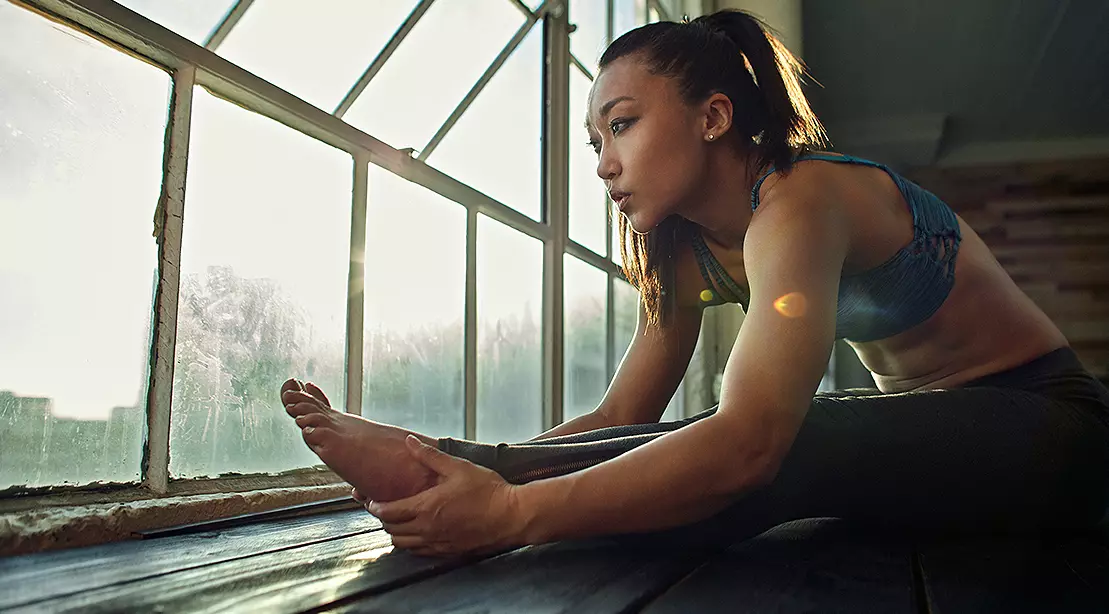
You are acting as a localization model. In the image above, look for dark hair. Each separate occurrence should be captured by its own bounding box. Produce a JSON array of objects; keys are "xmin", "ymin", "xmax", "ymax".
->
[{"xmin": 601, "ymin": 10, "xmax": 828, "ymax": 329}]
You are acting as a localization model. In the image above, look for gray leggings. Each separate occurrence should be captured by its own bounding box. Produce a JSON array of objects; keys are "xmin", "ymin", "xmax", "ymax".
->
[{"xmin": 440, "ymin": 348, "xmax": 1109, "ymax": 543}]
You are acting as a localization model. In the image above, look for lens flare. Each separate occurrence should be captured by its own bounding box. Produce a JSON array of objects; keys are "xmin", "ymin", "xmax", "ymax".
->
[{"xmin": 774, "ymin": 292, "xmax": 807, "ymax": 318}]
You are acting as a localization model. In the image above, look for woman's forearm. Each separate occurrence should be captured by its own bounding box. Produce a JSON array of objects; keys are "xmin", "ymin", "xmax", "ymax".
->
[
  {"xmin": 513, "ymin": 411, "xmax": 779, "ymax": 544},
  {"xmin": 528, "ymin": 408, "xmax": 622, "ymax": 441}
]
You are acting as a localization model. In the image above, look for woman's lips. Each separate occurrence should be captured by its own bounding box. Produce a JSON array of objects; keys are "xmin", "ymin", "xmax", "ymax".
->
[{"xmin": 609, "ymin": 190, "xmax": 630, "ymax": 210}]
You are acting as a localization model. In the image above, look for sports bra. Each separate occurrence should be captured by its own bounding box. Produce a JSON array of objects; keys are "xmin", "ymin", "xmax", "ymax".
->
[{"xmin": 693, "ymin": 153, "xmax": 962, "ymax": 343}]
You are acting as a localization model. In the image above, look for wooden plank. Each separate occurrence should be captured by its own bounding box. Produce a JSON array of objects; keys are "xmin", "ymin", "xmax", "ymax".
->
[
  {"xmin": 0, "ymin": 509, "xmax": 381, "ymax": 610},
  {"xmin": 331, "ymin": 537, "xmax": 720, "ymax": 614},
  {"xmin": 640, "ymin": 518, "xmax": 917, "ymax": 614},
  {"xmin": 917, "ymin": 533, "xmax": 1109, "ymax": 613},
  {"xmin": 25, "ymin": 527, "xmax": 474, "ymax": 613}
]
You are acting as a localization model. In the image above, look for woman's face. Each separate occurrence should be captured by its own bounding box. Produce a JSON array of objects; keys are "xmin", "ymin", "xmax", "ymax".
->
[{"xmin": 587, "ymin": 56, "xmax": 708, "ymax": 234}]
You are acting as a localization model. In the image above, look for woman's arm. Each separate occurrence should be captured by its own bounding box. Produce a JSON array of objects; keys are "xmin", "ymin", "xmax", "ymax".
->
[
  {"xmin": 531, "ymin": 276, "xmax": 704, "ymax": 440},
  {"xmin": 514, "ymin": 192, "xmax": 849, "ymax": 542}
]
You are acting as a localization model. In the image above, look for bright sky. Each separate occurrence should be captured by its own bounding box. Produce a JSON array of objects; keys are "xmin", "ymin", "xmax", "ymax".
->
[{"xmin": 0, "ymin": 1, "xmax": 643, "ymax": 420}]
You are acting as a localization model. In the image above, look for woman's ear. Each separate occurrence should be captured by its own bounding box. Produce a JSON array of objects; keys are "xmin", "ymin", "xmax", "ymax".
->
[{"xmin": 702, "ymin": 93, "xmax": 734, "ymax": 141}]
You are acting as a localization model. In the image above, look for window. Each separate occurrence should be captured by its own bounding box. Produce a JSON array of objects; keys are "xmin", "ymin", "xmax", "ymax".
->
[
  {"xmin": 477, "ymin": 216, "xmax": 543, "ymax": 443},
  {"xmin": 362, "ymin": 169, "xmax": 466, "ymax": 438},
  {"xmin": 114, "ymin": 0, "xmax": 236, "ymax": 45},
  {"xmin": 170, "ymin": 88, "xmax": 352, "ymax": 478},
  {"xmin": 564, "ymin": 255, "xmax": 607, "ymax": 421},
  {"xmin": 343, "ymin": 0, "xmax": 523, "ymax": 153},
  {"xmin": 569, "ymin": 66, "xmax": 608, "ymax": 254},
  {"xmin": 428, "ymin": 25, "xmax": 543, "ymax": 221},
  {"xmin": 216, "ymin": 0, "xmax": 422, "ymax": 111},
  {"xmin": 0, "ymin": 4, "xmax": 169, "ymax": 489},
  {"xmin": 1, "ymin": 0, "xmax": 707, "ymax": 517}
]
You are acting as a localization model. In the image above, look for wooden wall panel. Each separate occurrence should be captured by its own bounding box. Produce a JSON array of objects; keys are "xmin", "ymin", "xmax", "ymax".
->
[{"xmin": 909, "ymin": 159, "xmax": 1109, "ymax": 381}]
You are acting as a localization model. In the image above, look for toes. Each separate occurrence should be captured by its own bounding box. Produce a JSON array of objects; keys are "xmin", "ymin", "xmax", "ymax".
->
[
  {"xmin": 352, "ymin": 487, "xmax": 368, "ymax": 504},
  {"xmin": 304, "ymin": 382, "xmax": 332, "ymax": 408},
  {"xmin": 281, "ymin": 390, "xmax": 323, "ymax": 407},
  {"xmin": 280, "ymin": 378, "xmax": 304, "ymax": 397},
  {"xmin": 295, "ymin": 413, "xmax": 327, "ymax": 428},
  {"xmin": 302, "ymin": 424, "xmax": 333, "ymax": 448}
]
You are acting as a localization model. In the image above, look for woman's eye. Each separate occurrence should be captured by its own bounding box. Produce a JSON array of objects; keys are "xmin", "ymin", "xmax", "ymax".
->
[{"xmin": 610, "ymin": 118, "xmax": 634, "ymax": 136}]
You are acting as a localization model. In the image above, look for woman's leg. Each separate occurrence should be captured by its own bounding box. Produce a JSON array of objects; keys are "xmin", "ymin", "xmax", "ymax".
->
[{"xmin": 442, "ymin": 386, "xmax": 1109, "ymax": 544}]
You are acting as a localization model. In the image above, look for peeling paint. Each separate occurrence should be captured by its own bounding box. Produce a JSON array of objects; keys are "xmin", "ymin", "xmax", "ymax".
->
[{"xmin": 1, "ymin": 484, "xmax": 350, "ymax": 556}]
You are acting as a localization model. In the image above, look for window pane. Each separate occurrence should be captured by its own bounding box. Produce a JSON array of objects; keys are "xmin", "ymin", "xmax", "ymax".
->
[
  {"xmin": 612, "ymin": 279, "xmax": 638, "ymax": 368},
  {"xmin": 170, "ymin": 88, "xmax": 352, "ymax": 478},
  {"xmin": 569, "ymin": 66, "xmax": 607, "ymax": 254},
  {"xmin": 0, "ymin": 5, "xmax": 168, "ymax": 488},
  {"xmin": 613, "ymin": 0, "xmax": 646, "ymax": 40},
  {"xmin": 477, "ymin": 216, "xmax": 542, "ymax": 443},
  {"xmin": 344, "ymin": 0, "xmax": 523, "ymax": 151},
  {"xmin": 428, "ymin": 25, "xmax": 542, "ymax": 221},
  {"xmin": 363, "ymin": 169, "xmax": 465, "ymax": 438},
  {"xmin": 218, "ymin": 0, "xmax": 420, "ymax": 111},
  {"xmin": 564, "ymin": 256, "xmax": 607, "ymax": 421},
  {"xmin": 612, "ymin": 277, "xmax": 684, "ymax": 421},
  {"xmin": 570, "ymin": 0, "xmax": 607, "ymax": 70},
  {"xmin": 115, "ymin": 0, "xmax": 235, "ymax": 44}
]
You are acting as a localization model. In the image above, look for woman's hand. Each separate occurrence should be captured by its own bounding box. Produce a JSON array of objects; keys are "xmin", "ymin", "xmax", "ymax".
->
[{"xmin": 367, "ymin": 435, "xmax": 529, "ymax": 557}]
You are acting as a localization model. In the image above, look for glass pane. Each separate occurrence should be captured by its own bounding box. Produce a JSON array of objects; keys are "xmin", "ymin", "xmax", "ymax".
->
[
  {"xmin": 570, "ymin": 0, "xmax": 607, "ymax": 70},
  {"xmin": 477, "ymin": 216, "xmax": 542, "ymax": 443},
  {"xmin": 611, "ymin": 211, "xmax": 625, "ymax": 265},
  {"xmin": 344, "ymin": 0, "xmax": 523, "ymax": 151},
  {"xmin": 363, "ymin": 168, "xmax": 465, "ymax": 438},
  {"xmin": 170, "ymin": 88, "xmax": 352, "ymax": 478},
  {"xmin": 612, "ymin": 278, "xmax": 688, "ymax": 421},
  {"xmin": 563, "ymin": 256, "xmax": 607, "ymax": 421},
  {"xmin": 0, "ymin": 5, "xmax": 168, "ymax": 488},
  {"xmin": 428, "ymin": 25, "xmax": 542, "ymax": 221},
  {"xmin": 569, "ymin": 66, "xmax": 607, "ymax": 254},
  {"xmin": 612, "ymin": 279, "xmax": 638, "ymax": 368},
  {"xmin": 613, "ymin": 0, "xmax": 646, "ymax": 40},
  {"xmin": 218, "ymin": 0, "xmax": 419, "ymax": 111},
  {"xmin": 115, "ymin": 0, "xmax": 235, "ymax": 44}
]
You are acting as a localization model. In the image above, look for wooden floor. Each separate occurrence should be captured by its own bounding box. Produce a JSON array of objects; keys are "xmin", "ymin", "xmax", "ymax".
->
[{"xmin": 2, "ymin": 506, "xmax": 1107, "ymax": 613}]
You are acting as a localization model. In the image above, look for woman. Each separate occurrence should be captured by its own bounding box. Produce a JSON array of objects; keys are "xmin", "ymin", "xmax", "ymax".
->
[{"xmin": 281, "ymin": 10, "xmax": 1109, "ymax": 557}]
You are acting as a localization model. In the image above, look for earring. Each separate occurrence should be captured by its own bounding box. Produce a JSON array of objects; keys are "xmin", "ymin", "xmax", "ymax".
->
[{"xmin": 707, "ymin": 133, "xmax": 715, "ymax": 141}]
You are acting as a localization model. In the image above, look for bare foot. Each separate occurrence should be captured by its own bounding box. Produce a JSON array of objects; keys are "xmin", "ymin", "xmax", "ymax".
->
[{"xmin": 280, "ymin": 378, "xmax": 437, "ymax": 502}]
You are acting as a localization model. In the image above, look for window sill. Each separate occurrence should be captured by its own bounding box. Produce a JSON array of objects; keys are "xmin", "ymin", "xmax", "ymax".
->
[{"xmin": 1, "ymin": 470, "xmax": 351, "ymax": 556}]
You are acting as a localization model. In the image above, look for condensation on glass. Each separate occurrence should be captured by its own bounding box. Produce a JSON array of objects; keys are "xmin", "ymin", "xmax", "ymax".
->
[
  {"xmin": 0, "ymin": 4, "xmax": 169, "ymax": 488},
  {"xmin": 563, "ymin": 255, "xmax": 607, "ymax": 421},
  {"xmin": 362, "ymin": 168, "xmax": 466, "ymax": 439},
  {"xmin": 476, "ymin": 215, "xmax": 543, "ymax": 444},
  {"xmin": 169, "ymin": 88, "xmax": 352, "ymax": 478}
]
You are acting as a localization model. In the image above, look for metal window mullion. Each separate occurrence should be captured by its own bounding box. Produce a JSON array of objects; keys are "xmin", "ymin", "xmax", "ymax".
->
[
  {"xmin": 542, "ymin": 4, "xmax": 570, "ymax": 430},
  {"xmin": 202, "ymin": 0, "xmax": 254, "ymax": 51},
  {"xmin": 464, "ymin": 209, "xmax": 478, "ymax": 440},
  {"xmin": 142, "ymin": 65, "xmax": 195, "ymax": 494},
  {"xmin": 333, "ymin": 0, "xmax": 435, "ymax": 118},
  {"xmin": 418, "ymin": 11, "xmax": 542, "ymax": 160},
  {"xmin": 569, "ymin": 54, "xmax": 594, "ymax": 80},
  {"xmin": 345, "ymin": 154, "xmax": 369, "ymax": 416}
]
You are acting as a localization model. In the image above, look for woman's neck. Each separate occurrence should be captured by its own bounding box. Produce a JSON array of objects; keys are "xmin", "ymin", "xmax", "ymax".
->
[{"xmin": 679, "ymin": 147, "xmax": 761, "ymax": 251}]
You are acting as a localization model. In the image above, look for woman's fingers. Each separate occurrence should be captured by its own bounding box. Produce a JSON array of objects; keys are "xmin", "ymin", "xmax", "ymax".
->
[{"xmin": 369, "ymin": 495, "xmax": 424, "ymax": 524}]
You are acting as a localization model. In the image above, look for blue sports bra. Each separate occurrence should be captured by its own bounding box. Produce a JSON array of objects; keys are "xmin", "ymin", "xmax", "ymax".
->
[{"xmin": 693, "ymin": 153, "xmax": 962, "ymax": 343}]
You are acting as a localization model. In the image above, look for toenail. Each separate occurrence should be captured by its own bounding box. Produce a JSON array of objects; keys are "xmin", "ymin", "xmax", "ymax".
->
[{"xmin": 303, "ymin": 426, "xmax": 315, "ymax": 435}]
